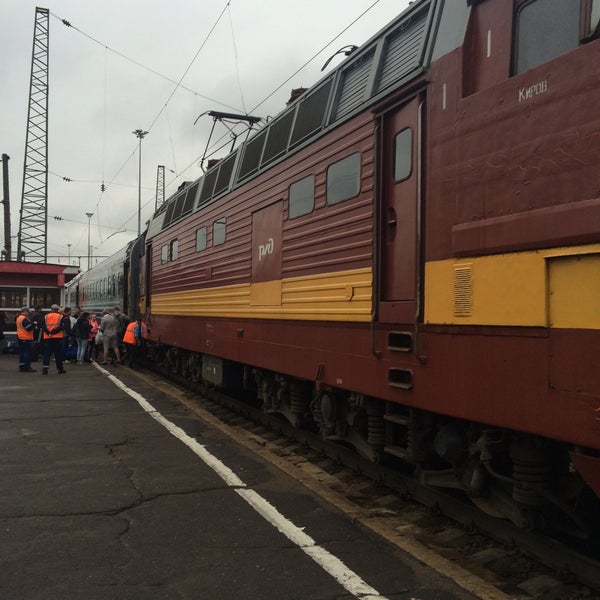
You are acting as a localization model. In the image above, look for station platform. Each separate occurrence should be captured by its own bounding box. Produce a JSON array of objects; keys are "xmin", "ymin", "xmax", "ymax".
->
[{"xmin": 0, "ymin": 353, "xmax": 481, "ymax": 600}]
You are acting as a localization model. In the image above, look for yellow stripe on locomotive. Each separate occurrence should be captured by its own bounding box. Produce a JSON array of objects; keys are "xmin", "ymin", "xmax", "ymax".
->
[
  {"xmin": 425, "ymin": 243, "xmax": 600, "ymax": 329},
  {"xmin": 151, "ymin": 267, "xmax": 372, "ymax": 322}
]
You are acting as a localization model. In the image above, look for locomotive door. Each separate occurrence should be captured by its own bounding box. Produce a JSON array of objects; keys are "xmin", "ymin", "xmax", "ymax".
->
[
  {"xmin": 250, "ymin": 200, "xmax": 283, "ymax": 306},
  {"xmin": 379, "ymin": 96, "xmax": 421, "ymax": 324}
]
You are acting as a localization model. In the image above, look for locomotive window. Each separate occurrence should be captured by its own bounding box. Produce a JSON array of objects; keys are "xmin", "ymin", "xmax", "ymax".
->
[
  {"xmin": 170, "ymin": 239, "xmax": 179, "ymax": 261},
  {"xmin": 213, "ymin": 152, "xmax": 237, "ymax": 197},
  {"xmin": 393, "ymin": 128, "xmax": 413, "ymax": 182},
  {"xmin": 171, "ymin": 192, "xmax": 187, "ymax": 223},
  {"xmin": 238, "ymin": 129, "xmax": 267, "ymax": 180},
  {"xmin": 594, "ymin": 1, "xmax": 600, "ymax": 31},
  {"xmin": 161, "ymin": 245, "xmax": 169, "ymax": 264},
  {"xmin": 163, "ymin": 200, "xmax": 177, "ymax": 227},
  {"xmin": 326, "ymin": 153, "xmax": 361, "ymax": 206},
  {"xmin": 181, "ymin": 182, "xmax": 198, "ymax": 217},
  {"xmin": 288, "ymin": 175, "xmax": 315, "ymax": 219},
  {"xmin": 514, "ymin": 0, "xmax": 580, "ymax": 74},
  {"xmin": 196, "ymin": 227, "xmax": 207, "ymax": 252},
  {"xmin": 198, "ymin": 167, "xmax": 219, "ymax": 206},
  {"xmin": 289, "ymin": 80, "xmax": 333, "ymax": 147},
  {"xmin": 213, "ymin": 218, "xmax": 227, "ymax": 246},
  {"xmin": 262, "ymin": 109, "xmax": 294, "ymax": 166}
]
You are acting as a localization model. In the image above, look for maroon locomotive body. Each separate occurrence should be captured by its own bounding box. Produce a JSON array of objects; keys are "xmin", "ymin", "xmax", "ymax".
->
[{"xmin": 91, "ymin": 0, "xmax": 600, "ymax": 535}]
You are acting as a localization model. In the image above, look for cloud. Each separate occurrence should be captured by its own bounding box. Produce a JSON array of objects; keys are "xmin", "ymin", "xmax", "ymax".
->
[{"xmin": 1, "ymin": 0, "xmax": 406, "ymax": 267}]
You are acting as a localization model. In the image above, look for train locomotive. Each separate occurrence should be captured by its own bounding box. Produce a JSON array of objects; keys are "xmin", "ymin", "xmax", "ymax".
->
[{"xmin": 72, "ymin": 0, "xmax": 600, "ymax": 538}]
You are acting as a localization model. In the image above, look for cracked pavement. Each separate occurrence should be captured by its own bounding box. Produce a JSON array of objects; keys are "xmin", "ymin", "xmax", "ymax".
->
[{"xmin": 0, "ymin": 356, "xmax": 478, "ymax": 600}]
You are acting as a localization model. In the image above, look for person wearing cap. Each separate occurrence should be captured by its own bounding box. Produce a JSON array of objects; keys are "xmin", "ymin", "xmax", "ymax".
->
[
  {"xmin": 16, "ymin": 306, "xmax": 36, "ymax": 372},
  {"xmin": 41, "ymin": 304, "xmax": 67, "ymax": 375}
]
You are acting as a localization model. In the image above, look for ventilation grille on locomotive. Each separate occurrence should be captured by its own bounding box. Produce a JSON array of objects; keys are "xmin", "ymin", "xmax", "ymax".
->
[
  {"xmin": 334, "ymin": 49, "xmax": 376, "ymax": 121},
  {"xmin": 376, "ymin": 6, "xmax": 429, "ymax": 93},
  {"xmin": 453, "ymin": 264, "xmax": 473, "ymax": 317}
]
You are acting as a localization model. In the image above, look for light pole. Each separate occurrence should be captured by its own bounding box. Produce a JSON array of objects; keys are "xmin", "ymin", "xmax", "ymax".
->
[
  {"xmin": 133, "ymin": 129, "xmax": 148, "ymax": 236},
  {"xmin": 86, "ymin": 212, "xmax": 93, "ymax": 270},
  {"xmin": 67, "ymin": 243, "xmax": 71, "ymax": 265}
]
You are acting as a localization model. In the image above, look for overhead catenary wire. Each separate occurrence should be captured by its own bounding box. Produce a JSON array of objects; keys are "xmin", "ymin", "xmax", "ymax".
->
[
  {"xmin": 248, "ymin": 0, "xmax": 383, "ymax": 115},
  {"xmin": 84, "ymin": 0, "xmax": 238, "ymax": 249},
  {"xmin": 50, "ymin": 0, "xmax": 387, "ymax": 254},
  {"xmin": 50, "ymin": 10, "xmax": 244, "ymax": 114},
  {"xmin": 48, "ymin": 170, "xmax": 153, "ymax": 191},
  {"xmin": 82, "ymin": 0, "xmax": 231, "ymax": 236},
  {"xmin": 145, "ymin": 1, "xmax": 232, "ymax": 133},
  {"xmin": 99, "ymin": 0, "xmax": 388, "ymax": 246},
  {"xmin": 191, "ymin": 0, "xmax": 386, "ymax": 171},
  {"xmin": 102, "ymin": 46, "xmax": 108, "ymax": 193}
]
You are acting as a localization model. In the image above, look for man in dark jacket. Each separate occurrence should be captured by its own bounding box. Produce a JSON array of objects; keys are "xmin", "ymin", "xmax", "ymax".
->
[
  {"xmin": 61, "ymin": 307, "xmax": 75, "ymax": 363},
  {"xmin": 73, "ymin": 311, "xmax": 92, "ymax": 365},
  {"xmin": 30, "ymin": 305, "xmax": 45, "ymax": 361}
]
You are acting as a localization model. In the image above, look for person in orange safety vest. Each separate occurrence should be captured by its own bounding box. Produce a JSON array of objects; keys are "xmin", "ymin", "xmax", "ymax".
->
[
  {"xmin": 16, "ymin": 306, "xmax": 36, "ymax": 372},
  {"xmin": 122, "ymin": 319, "xmax": 142, "ymax": 368},
  {"xmin": 42, "ymin": 304, "xmax": 68, "ymax": 375}
]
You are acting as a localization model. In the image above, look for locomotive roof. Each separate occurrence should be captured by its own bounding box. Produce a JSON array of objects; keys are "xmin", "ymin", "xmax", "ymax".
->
[{"xmin": 147, "ymin": 0, "xmax": 467, "ymax": 240}]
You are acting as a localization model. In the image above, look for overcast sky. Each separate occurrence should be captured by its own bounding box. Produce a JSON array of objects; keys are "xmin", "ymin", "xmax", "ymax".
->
[{"xmin": 1, "ymin": 0, "xmax": 408, "ymax": 268}]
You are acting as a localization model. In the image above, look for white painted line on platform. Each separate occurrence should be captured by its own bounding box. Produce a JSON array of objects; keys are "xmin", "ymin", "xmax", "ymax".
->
[{"xmin": 97, "ymin": 364, "xmax": 390, "ymax": 600}]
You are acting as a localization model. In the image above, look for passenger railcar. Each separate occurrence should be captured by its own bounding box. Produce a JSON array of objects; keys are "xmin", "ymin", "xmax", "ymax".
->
[
  {"xmin": 90, "ymin": 0, "xmax": 600, "ymax": 536},
  {"xmin": 67, "ymin": 235, "xmax": 145, "ymax": 317}
]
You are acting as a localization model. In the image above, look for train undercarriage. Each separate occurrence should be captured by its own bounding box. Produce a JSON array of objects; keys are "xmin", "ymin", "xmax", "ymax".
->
[{"xmin": 150, "ymin": 343, "xmax": 599, "ymax": 542}]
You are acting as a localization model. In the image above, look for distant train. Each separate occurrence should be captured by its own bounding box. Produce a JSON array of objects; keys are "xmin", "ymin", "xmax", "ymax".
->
[{"xmin": 67, "ymin": 0, "xmax": 600, "ymax": 537}]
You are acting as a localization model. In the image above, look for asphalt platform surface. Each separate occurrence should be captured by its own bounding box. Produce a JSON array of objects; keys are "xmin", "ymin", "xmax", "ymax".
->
[{"xmin": 0, "ymin": 353, "xmax": 480, "ymax": 600}]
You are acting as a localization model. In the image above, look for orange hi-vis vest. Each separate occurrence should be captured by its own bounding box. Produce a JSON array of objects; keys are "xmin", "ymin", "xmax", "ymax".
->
[
  {"xmin": 43, "ymin": 311, "xmax": 64, "ymax": 339},
  {"xmin": 123, "ymin": 321, "xmax": 138, "ymax": 345},
  {"xmin": 16, "ymin": 314, "xmax": 34, "ymax": 341}
]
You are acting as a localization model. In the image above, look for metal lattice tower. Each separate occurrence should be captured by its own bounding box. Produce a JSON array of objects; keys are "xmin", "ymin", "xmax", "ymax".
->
[
  {"xmin": 155, "ymin": 165, "xmax": 165, "ymax": 211},
  {"xmin": 17, "ymin": 7, "xmax": 50, "ymax": 262}
]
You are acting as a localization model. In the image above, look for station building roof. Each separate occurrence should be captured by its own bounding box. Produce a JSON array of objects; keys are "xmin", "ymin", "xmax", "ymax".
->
[{"xmin": 0, "ymin": 261, "xmax": 80, "ymax": 287}]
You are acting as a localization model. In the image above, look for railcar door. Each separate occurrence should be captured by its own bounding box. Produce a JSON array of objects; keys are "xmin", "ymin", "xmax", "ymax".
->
[{"xmin": 378, "ymin": 96, "xmax": 421, "ymax": 324}]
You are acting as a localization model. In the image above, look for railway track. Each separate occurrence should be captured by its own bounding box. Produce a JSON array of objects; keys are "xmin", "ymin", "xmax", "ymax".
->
[{"xmin": 134, "ymin": 364, "xmax": 600, "ymax": 600}]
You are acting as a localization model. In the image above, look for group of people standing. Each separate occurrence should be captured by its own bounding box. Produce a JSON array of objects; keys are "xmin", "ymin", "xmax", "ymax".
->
[{"xmin": 16, "ymin": 304, "xmax": 145, "ymax": 375}]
